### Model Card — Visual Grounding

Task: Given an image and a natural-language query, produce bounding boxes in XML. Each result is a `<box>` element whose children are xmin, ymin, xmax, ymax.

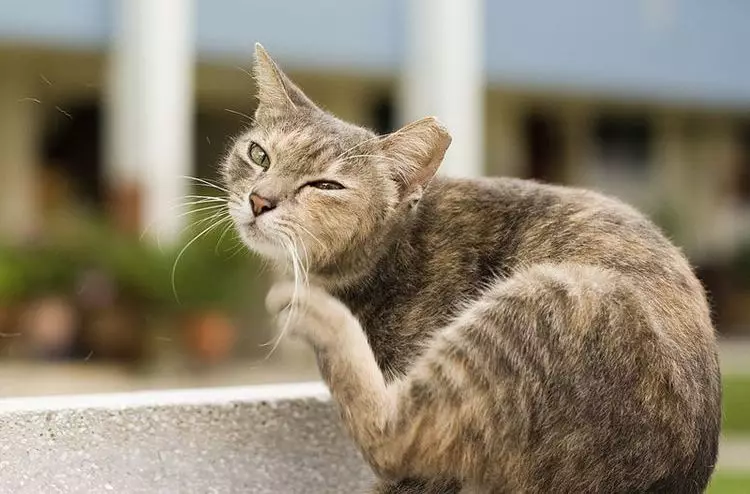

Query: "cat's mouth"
<box><xmin>236</xmin><ymin>218</ymin><xmax>284</xmax><ymax>251</ymax></box>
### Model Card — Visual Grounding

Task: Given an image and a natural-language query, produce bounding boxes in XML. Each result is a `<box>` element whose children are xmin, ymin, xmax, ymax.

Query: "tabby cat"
<box><xmin>223</xmin><ymin>44</ymin><xmax>721</xmax><ymax>493</ymax></box>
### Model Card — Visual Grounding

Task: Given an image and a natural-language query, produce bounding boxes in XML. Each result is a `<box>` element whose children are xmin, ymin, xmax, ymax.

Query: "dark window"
<box><xmin>370</xmin><ymin>93</ymin><xmax>396</xmax><ymax>135</ymax></box>
<box><xmin>591</xmin><ymin>114</ymin><xmax>652</xmax><ymax>173</ymax></box>
<box><xmin>42</xmin><ymin>101</ymin><xmax>103</xmax><ymax>206</ymax></box>
<box><xmin>523</xmin><ymin>111</ymin><xmax>564</xmax><ymax>183</ymax></box>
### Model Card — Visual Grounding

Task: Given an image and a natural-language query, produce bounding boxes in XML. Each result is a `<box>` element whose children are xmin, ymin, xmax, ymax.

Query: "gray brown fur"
<box><xmin>223</xmin><ymin>44</ymin><xmax>721</xmax><ymax>493</ymax></box>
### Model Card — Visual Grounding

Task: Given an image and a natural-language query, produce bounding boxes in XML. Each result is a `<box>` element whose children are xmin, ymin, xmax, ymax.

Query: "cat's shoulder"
<box><xmin>427</xmin><ymin>176</ymin><xmax>639</xmax><ymax>216</ymax></box>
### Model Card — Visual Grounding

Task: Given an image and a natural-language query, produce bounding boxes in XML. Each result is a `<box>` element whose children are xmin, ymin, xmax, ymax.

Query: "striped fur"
<box><xmin>227</xmin><ymin>45</ymin><xmax>721</xmax><ymax>493</ymax></box>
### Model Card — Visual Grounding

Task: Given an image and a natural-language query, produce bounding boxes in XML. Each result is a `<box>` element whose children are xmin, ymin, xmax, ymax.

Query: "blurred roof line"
<box><xmin>1</xmin><ymin>0</ymin><xmax>749</xmax><ymax>108</ymax></box>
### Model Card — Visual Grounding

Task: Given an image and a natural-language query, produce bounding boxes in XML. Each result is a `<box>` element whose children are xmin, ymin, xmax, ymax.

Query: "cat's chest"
<box><xmin>342</xmin><ymin>287</ymin><xmax>460</xmax><ymax>377</ymax></box>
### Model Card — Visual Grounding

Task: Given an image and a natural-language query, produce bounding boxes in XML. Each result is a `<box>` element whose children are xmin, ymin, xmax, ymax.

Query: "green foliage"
<box><xmin>168</xmin><ymin>220</ymin><xmax>259</xmax><ymax>310</ymax></box>
<box><xmin>0</xmin><ymin>244</ymin><xmax>80</xmax><ymax>301</ymax></box>
<box><xmin>708</xmin><ymin>472</ymin><xmax>750</xmax><ymax>493</ymax></box>
<box><xmin>0</xmin><ymin>210</ymin><xmax>261</xmax><ymax>314</ymax></box>
<box><xmin>650</xmin><ymin>202</ymin><xmax>684</xmax><ymax>244</ymax></box>
<box><xmin>723</xmin><ymin>375</ymin><xmax>750</xmax><ymax>434</ymax></box>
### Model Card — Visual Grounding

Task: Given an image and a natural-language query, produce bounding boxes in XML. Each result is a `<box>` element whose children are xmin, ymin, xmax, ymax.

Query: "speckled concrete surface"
<box><xmin>0</xmin><ymin>383</ymin><xmax>374</xmax><ymax>493</ymax></box>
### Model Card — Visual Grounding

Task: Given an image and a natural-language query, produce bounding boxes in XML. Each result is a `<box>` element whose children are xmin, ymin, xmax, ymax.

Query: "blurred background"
<box><xmin>0</xmin><ymin>0</ymin><xmax>748</xmax><ymax>487</ymax></box>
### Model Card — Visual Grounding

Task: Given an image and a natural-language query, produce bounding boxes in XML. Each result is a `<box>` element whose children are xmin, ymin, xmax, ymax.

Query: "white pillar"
<box><xmin>402</xmin><ymin>0</ymin><xmax>485</xmax><ymax>177</ymax></box>
<box><xmin>106</xmin><ymin>0</ymin><xmax>194</xmax><ymax>243</ymax></box>
<box><xmin>0</xmin><ymin>68</ymin><xmax>39</xmax><ymax>240</ymax></box>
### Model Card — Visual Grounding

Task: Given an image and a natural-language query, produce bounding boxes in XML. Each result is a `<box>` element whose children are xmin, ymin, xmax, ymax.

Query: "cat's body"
<box><xmin>226</xmin><ymin>45</ymin><xmax>721</xmax><ymax>493</ymax></box>
<box><xmin>330</xmin><ymin>176</ymin><xmax>720</xmax><ymax>492</ymax></box>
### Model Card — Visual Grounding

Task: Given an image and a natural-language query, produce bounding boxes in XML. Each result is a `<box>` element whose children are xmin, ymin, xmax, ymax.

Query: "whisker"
<box><xmin>190</xmin><ymin>210</ymin><xmax>230</xmax><ymax>233</ymax></box>
<box><xmin>171</xmin><ymin>219</ymin><xmax>226</xmax><ymax>303</ymax></box>
<box><xmin>335</xmin><ymin>120</ymin><xmax>418</xmax><ymax>162</ymax></box>
<box><xmin>180</xmin><ymin>175</ymin><xmax>231</xmax><ymax>194</ymax></box>
<box><xmin>334</xmin><ymin>131</ymin><xmax>392</xmax><ymax>161</ymax></box>
<box><xmin>295</xmin><ymin>226</ymin><xmax>326</xmax><ymax>251</ymax></box>
<box><xmin>214</xmin><ymin>219</ymin><xmax>236</xmax><ymax>255</ymax></box>
<box><xmin>225</xmin><ymin>242</ymin><xmax>248</xmax><ymax>260</ymax></box>
<box><xmin>261</xmin><ymin>226</ymin><xmax>308</xmax><ymax>359</ymax></box>
<box><xmin>224</xmin><ymin>108</ymin><xmax>254</xmax><ymax>122</ymax></box>
<box><xmin>140</xmin><ymin>204</ymin><xmax>228</xmax><ymax>242</ymax></box>
<box><xmin>179</xmin><ymin>195</ymin><xmax>228</xmax><ymax>203</ymax></box>
<box><xmin>235</xmin><ymin>66</ymin><xmax>254</xmax><ymax>80</ymax></box>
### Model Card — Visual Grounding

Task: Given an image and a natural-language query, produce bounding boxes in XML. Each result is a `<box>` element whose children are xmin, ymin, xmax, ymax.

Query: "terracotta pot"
<box><xmin>83</xmin><ymin>305</ymin><xmax>144</xmax><ymax>363</ymax></box>
<box><xmin>182</xmin><ymin>310</ymin><xmax>236</xmax><ymax>365</ymax></box>
<box><xmin>21</xmin><ymin>296</ymin><xmax>78</xmax><ymax>360</ymax></box>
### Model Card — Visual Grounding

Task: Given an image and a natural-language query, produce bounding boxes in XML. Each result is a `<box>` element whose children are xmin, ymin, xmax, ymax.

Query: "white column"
<box><xmin>0</xmin><ymin>68</ymin><xmax>39</xmax><ymax>240</ymax></box>
<box><xmin>402</xmin><ymin>0</ymin><xmax>485</xmax><ymax>177</ymax></box>
<box><xmin>106</xmin><ymin>0</ymin><xmax>194</xmax><ymax>243</ymax></box>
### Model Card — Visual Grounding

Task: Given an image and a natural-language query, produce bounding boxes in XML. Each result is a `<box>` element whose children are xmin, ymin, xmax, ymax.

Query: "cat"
<box><xmin>223</xmin><ymin>44</ymin><xmax>721</xmax><ymax>493</ymax></box>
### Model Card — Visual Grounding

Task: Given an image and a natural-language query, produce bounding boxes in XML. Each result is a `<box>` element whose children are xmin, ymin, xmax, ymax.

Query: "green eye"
<box><xmin>248</xmin><ymin>142</ymin><xmax>270</xmax><ymax>169</ymax></box>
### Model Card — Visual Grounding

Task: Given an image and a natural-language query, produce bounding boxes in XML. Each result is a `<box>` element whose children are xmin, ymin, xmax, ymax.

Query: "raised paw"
<box><xmin>265</xmin><ymin>282</ymin><xmax>356</xmax><ymax>347</ymax></box>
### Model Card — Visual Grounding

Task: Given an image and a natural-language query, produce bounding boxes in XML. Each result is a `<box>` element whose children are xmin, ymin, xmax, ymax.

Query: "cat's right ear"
<box><xmin>379</xmin><ymin>117</ymin><xmax>452</xmax><ymax>201</ymax></box>
<box><xmin>253</xmin><ymin>43</ymin><xmax>317</xmax><ymax>116</ymax></box>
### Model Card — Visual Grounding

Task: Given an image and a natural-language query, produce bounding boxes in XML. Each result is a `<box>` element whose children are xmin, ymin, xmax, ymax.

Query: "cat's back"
<box><xmin>420</xmin><ymin>175</ymin><xmax>705</xmax><ymax>303</ymax></box>
<box><xmin>418</xmin><ymin>176</ymin><xmax>715</xmax><ymax>360</ymax></box>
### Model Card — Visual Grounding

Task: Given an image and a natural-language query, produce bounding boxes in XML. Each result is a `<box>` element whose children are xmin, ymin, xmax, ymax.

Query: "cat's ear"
<box><xmin>253</xmin><ymin>43</ymin><xmax>316</xmax><ymax>114</ymax></box>
<box><xmin>380</xmin><ymin>117</ymin><xmax>452</xmax><ymax>200</ymax></box>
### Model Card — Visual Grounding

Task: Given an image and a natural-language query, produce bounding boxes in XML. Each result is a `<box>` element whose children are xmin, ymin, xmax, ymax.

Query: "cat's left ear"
<box><xmin>253</xmin><ymin>43</ymin><xmax>317</xmax><ymax>115</ymax></box>
<box><xmin>379</xmin><ymin>117</ymin><xmax>452</xmax><ymax>201</ymax></box>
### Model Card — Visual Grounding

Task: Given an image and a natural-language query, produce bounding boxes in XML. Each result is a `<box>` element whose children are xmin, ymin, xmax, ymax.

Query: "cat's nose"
<box><xmin>249</xmin><ymin>193</ymin><xmax>277</xmax><ymax>216</ymax></box>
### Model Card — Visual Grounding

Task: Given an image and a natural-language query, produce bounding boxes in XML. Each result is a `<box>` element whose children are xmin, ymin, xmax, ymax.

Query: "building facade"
<box><xmin>0</xmin><ymin>0</ymin><xmax>748</xmax><ymax>265</ymax></box>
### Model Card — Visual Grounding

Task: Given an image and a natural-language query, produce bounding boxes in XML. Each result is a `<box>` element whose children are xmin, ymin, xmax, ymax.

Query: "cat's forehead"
<box><xmin>247</xmin><ymin>113</ymin><xmax>374</xmax><ymax>174</ymax></box>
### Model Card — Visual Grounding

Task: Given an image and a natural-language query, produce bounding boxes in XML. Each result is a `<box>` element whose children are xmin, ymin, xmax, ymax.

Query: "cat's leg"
<box><xmin>266</xmin><ymin>283</ymin><xmax>399</xmax><ymax>472</ymax></box>
<box><xmin>267</xmin><ymin>281</ymin><xmax>501</xmax><ymax>484</ymax></box>
<box><xmin>266</xmin><ymin>263</ymin><xmax>693</xmax><ymax>491</ymax></box>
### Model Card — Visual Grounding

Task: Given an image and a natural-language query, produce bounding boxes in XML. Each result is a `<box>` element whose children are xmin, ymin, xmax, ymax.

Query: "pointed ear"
<box><xmin>379</xmin><ymin>117</ymin><xmax>452</xmax><ymax>199</ymax></box>
<box><xmin>253</xmin><ymin>43</ymin><xmax>317</xmax><ymax>114</ymax></box>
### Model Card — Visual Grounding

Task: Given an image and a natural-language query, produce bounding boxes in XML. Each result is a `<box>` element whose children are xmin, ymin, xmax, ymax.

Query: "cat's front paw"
<box><xmin>265</xmin><ymin>282</ymin><xmax>356</xmax><ymax>347</ymax></box>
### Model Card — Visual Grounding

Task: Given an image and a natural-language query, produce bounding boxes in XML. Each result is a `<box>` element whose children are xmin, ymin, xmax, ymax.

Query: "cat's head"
<box><xmin>223</xmin><ymin>44</ymin><xmax>451</xmax><ymax>280</ymax></box>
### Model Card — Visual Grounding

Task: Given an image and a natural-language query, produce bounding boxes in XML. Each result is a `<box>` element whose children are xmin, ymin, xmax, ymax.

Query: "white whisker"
<box><xmin>171</xmin><ymin>219</ymin><xmax>227</xmax><ymax>303</ymax></box>
<box><xmin>214</xmin><ymin>219</ymin><xmax>237</xmax><ymax>255</ymax></box>
<box><xmin>334</xmin><ymin>131</ymin><xmax>394</xmax><ymax>161</ymax></box>
<box><xmin>140</xmin><ymin>204</ymin><xmax>228</xmax><ymax>242</ymax></box>
<box><xmin>261</xmin><ymin>225</ymin><xmax>309</xmax><ymax>360</ymax></box>
<box><xmin>180</xmin><ymin>175</ymin><xmax>231</xmax><ymax>194</ymax></box>
<box><xmin>225</xmin><ymin>108</ymin><xmax>254</xmax><ymax>122</ymax></box>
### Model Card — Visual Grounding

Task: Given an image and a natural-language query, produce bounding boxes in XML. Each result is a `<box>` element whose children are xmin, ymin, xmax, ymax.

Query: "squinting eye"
<box><xmin>248</xmin><ymin>142</ymin><xmax>270</xmax><ymax>169</ymax></box>
<box><xmin>306</xmin><ymin>180</ymin><xmax>344</xmax><ymax>191</ymax></box>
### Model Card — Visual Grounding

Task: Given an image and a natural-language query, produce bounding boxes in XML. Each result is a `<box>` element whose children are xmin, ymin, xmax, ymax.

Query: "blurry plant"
<box><xmin>651</xmin><ymin>201</ymin><xmax>685</xmax><ymax>245</ymax></box>
<box><xmin>0</xmin><ymin>244</ymin><xmax>81</xmax><ymax>303</ymax></box>
<box><xmin>0</xmin><ymin>204</ymin><xmax>261</xmax><ymax>315</ymax></box>
<box><xmin>731</xmin><ymin>239</ymin><xmax>750</xmax><ymax>290</ymax></box>
<box><xmin>167</xmin><ymin>217</ymin><xmax>257</xmax><ymax>312</ymax></box>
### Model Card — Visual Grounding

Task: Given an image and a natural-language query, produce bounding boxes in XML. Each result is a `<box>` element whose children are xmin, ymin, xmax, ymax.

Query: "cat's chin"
<box><xmin>237</xmin><ymin>226</ymin><xmax>292</xmax><ymax>265</ymax></box>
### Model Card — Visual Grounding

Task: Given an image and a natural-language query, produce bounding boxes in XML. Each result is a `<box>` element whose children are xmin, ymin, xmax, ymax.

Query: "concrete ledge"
<box><xmin>0</xmin><ymin>382</ymin><xmax>374</xmax><ymax>493</ymax></box>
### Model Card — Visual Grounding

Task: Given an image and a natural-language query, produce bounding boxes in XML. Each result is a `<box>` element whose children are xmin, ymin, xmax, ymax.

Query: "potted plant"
<box><xmin>0</xmin><ymin>243</ymin><xmax>82</xmax><ymax>359</ymax></box>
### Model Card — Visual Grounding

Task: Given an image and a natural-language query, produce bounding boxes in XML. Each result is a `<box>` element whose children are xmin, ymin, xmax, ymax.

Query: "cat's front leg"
<box><xmin>266</xmin><ymin>283</ymin><xmax>473</xmax><ymax>484</ymax></box>
<box><xmin>265</xmin><ymin>282</ymin><xmax>403</xmax><ymax>476</ymax></box>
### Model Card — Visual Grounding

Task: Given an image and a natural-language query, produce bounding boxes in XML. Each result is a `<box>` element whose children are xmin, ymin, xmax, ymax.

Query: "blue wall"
<box><xmin>1</xmin><ymin>0</ymin><xmax>748</xmax><ymax>105</ymax></box>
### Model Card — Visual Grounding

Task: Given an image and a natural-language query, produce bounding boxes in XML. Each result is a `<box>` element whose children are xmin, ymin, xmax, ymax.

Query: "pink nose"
<box><xmin>249</xmin><ymin>193</ymin><xmax>276</xmax><ymax>216</ymax></box>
